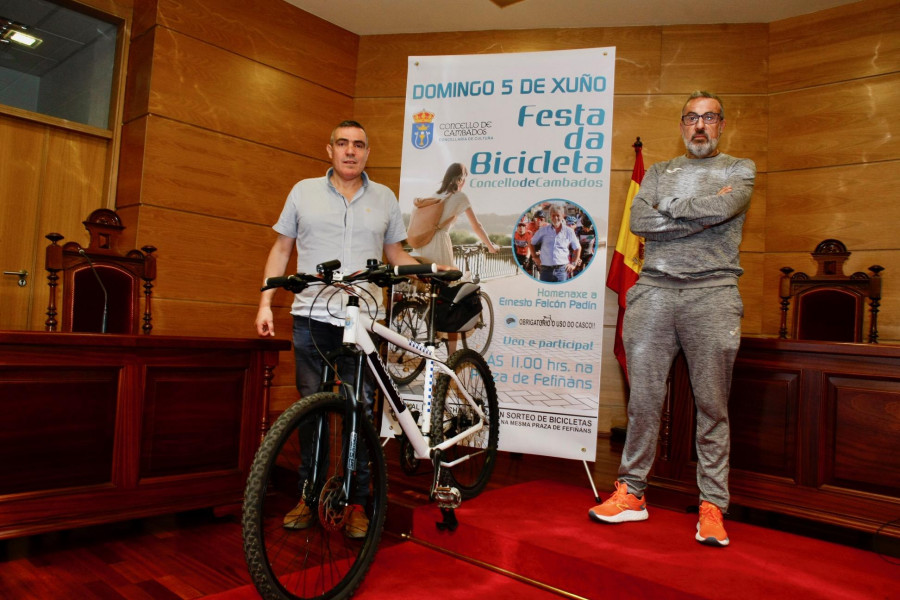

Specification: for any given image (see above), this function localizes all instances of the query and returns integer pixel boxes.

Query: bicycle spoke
[243,394,386,600]
[431,349,499,499]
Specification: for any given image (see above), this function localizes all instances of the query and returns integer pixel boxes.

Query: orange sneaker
[696,501,729,547]
[588,481,648,523]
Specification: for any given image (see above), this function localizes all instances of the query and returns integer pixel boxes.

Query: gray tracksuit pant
[618,283,743,510]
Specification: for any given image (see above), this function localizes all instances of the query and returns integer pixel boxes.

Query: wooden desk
[650,337,900,536]
[0,331,290,540]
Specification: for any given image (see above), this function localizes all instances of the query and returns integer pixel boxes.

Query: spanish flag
[606,138,645,380]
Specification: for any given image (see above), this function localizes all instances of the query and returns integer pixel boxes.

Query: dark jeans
[292,316,374,506]
[539,264,569,282]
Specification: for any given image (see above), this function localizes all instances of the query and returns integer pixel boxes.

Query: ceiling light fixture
[1,17,43,49]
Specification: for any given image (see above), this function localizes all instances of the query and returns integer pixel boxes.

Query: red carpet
[411,480,899,600]
[206,480,898,599]
[203,538,559,599]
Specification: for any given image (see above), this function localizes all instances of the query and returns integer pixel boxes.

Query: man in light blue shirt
[528,203,581,282]
[255,120,422,538]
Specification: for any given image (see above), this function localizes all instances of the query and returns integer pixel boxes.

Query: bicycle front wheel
[385,300,427,385]
[242,393,387,600]
[460,291,494,356]
[431,349,499,499]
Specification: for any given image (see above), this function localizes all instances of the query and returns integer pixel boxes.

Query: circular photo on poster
[511,199,598,284]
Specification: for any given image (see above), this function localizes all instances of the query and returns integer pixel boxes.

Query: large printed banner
[398,48,615,461]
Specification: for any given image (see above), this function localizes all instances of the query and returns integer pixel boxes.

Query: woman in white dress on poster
[411,162,498,267]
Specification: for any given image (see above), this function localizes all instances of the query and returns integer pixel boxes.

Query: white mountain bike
[242,259,500,600]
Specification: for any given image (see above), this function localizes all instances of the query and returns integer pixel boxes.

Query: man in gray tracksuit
[590,91,755,547]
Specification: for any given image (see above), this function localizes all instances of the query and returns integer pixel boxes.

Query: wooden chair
[45,209,157,334]
[778,239,883,343]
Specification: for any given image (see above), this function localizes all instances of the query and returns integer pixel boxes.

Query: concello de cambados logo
[411,109,435,149]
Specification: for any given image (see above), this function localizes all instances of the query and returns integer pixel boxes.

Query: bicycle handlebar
[261,259,461,292]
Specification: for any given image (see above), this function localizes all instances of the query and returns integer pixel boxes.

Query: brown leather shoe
[283,500,313,530]
[344,504,369,539]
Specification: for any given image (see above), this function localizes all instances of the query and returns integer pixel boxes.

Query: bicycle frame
[343,299,487,465]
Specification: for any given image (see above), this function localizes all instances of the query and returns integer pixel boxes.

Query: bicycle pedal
[432,486,461,509]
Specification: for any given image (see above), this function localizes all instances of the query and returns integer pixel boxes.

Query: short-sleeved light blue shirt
[531,224,580,267]
[273,169,407,324]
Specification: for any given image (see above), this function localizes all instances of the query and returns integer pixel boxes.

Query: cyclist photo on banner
[518,200,599,284]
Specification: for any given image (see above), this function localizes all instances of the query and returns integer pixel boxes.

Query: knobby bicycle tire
[461,291,494,356]
[385,300,427,385]
[242,393,387,600]
[431,349,500,499]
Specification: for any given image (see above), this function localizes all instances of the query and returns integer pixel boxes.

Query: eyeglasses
[681,112,722,126]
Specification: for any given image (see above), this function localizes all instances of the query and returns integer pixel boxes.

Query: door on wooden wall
[0,0,129,331]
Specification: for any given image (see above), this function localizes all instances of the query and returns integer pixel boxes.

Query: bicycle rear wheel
[385,300,427,385]
[431,349,499,499]
[461,291,494,356]
[242,393,387,600]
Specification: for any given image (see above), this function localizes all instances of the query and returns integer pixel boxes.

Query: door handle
[3,270,28,287]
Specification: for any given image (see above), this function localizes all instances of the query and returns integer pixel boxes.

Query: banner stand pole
[583,460,600,502]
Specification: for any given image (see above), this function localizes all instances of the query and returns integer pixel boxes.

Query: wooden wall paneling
[356,27,664,99]
[149,297,292,343]
[146,28,352,157]
[611,94,767,172]
[659,24,769,94]
[728,365,800,480]
[0,367,118,494]
[352,98,406,169]
[768,74,900,171]
[766,162,900,252]
[363,167,401,197]
[140,295,299,420]
[152,0,358,98]
[741,172,766,254]
[0,117,44,331]
[769,0,900,92]
[147,299,298,404]
[140,365,246,478]
[130,0,159,39]
[122,27,154,124]
[611,95,683,168]
[269,385,300,415]
[135,116,327,224]
[0,332,288,538]
[715,95,768,174]
[738,252,765,335]
[134,207,281,306]
[825,375,900,497]
[116,118,148,212]
[113,205,140,252]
